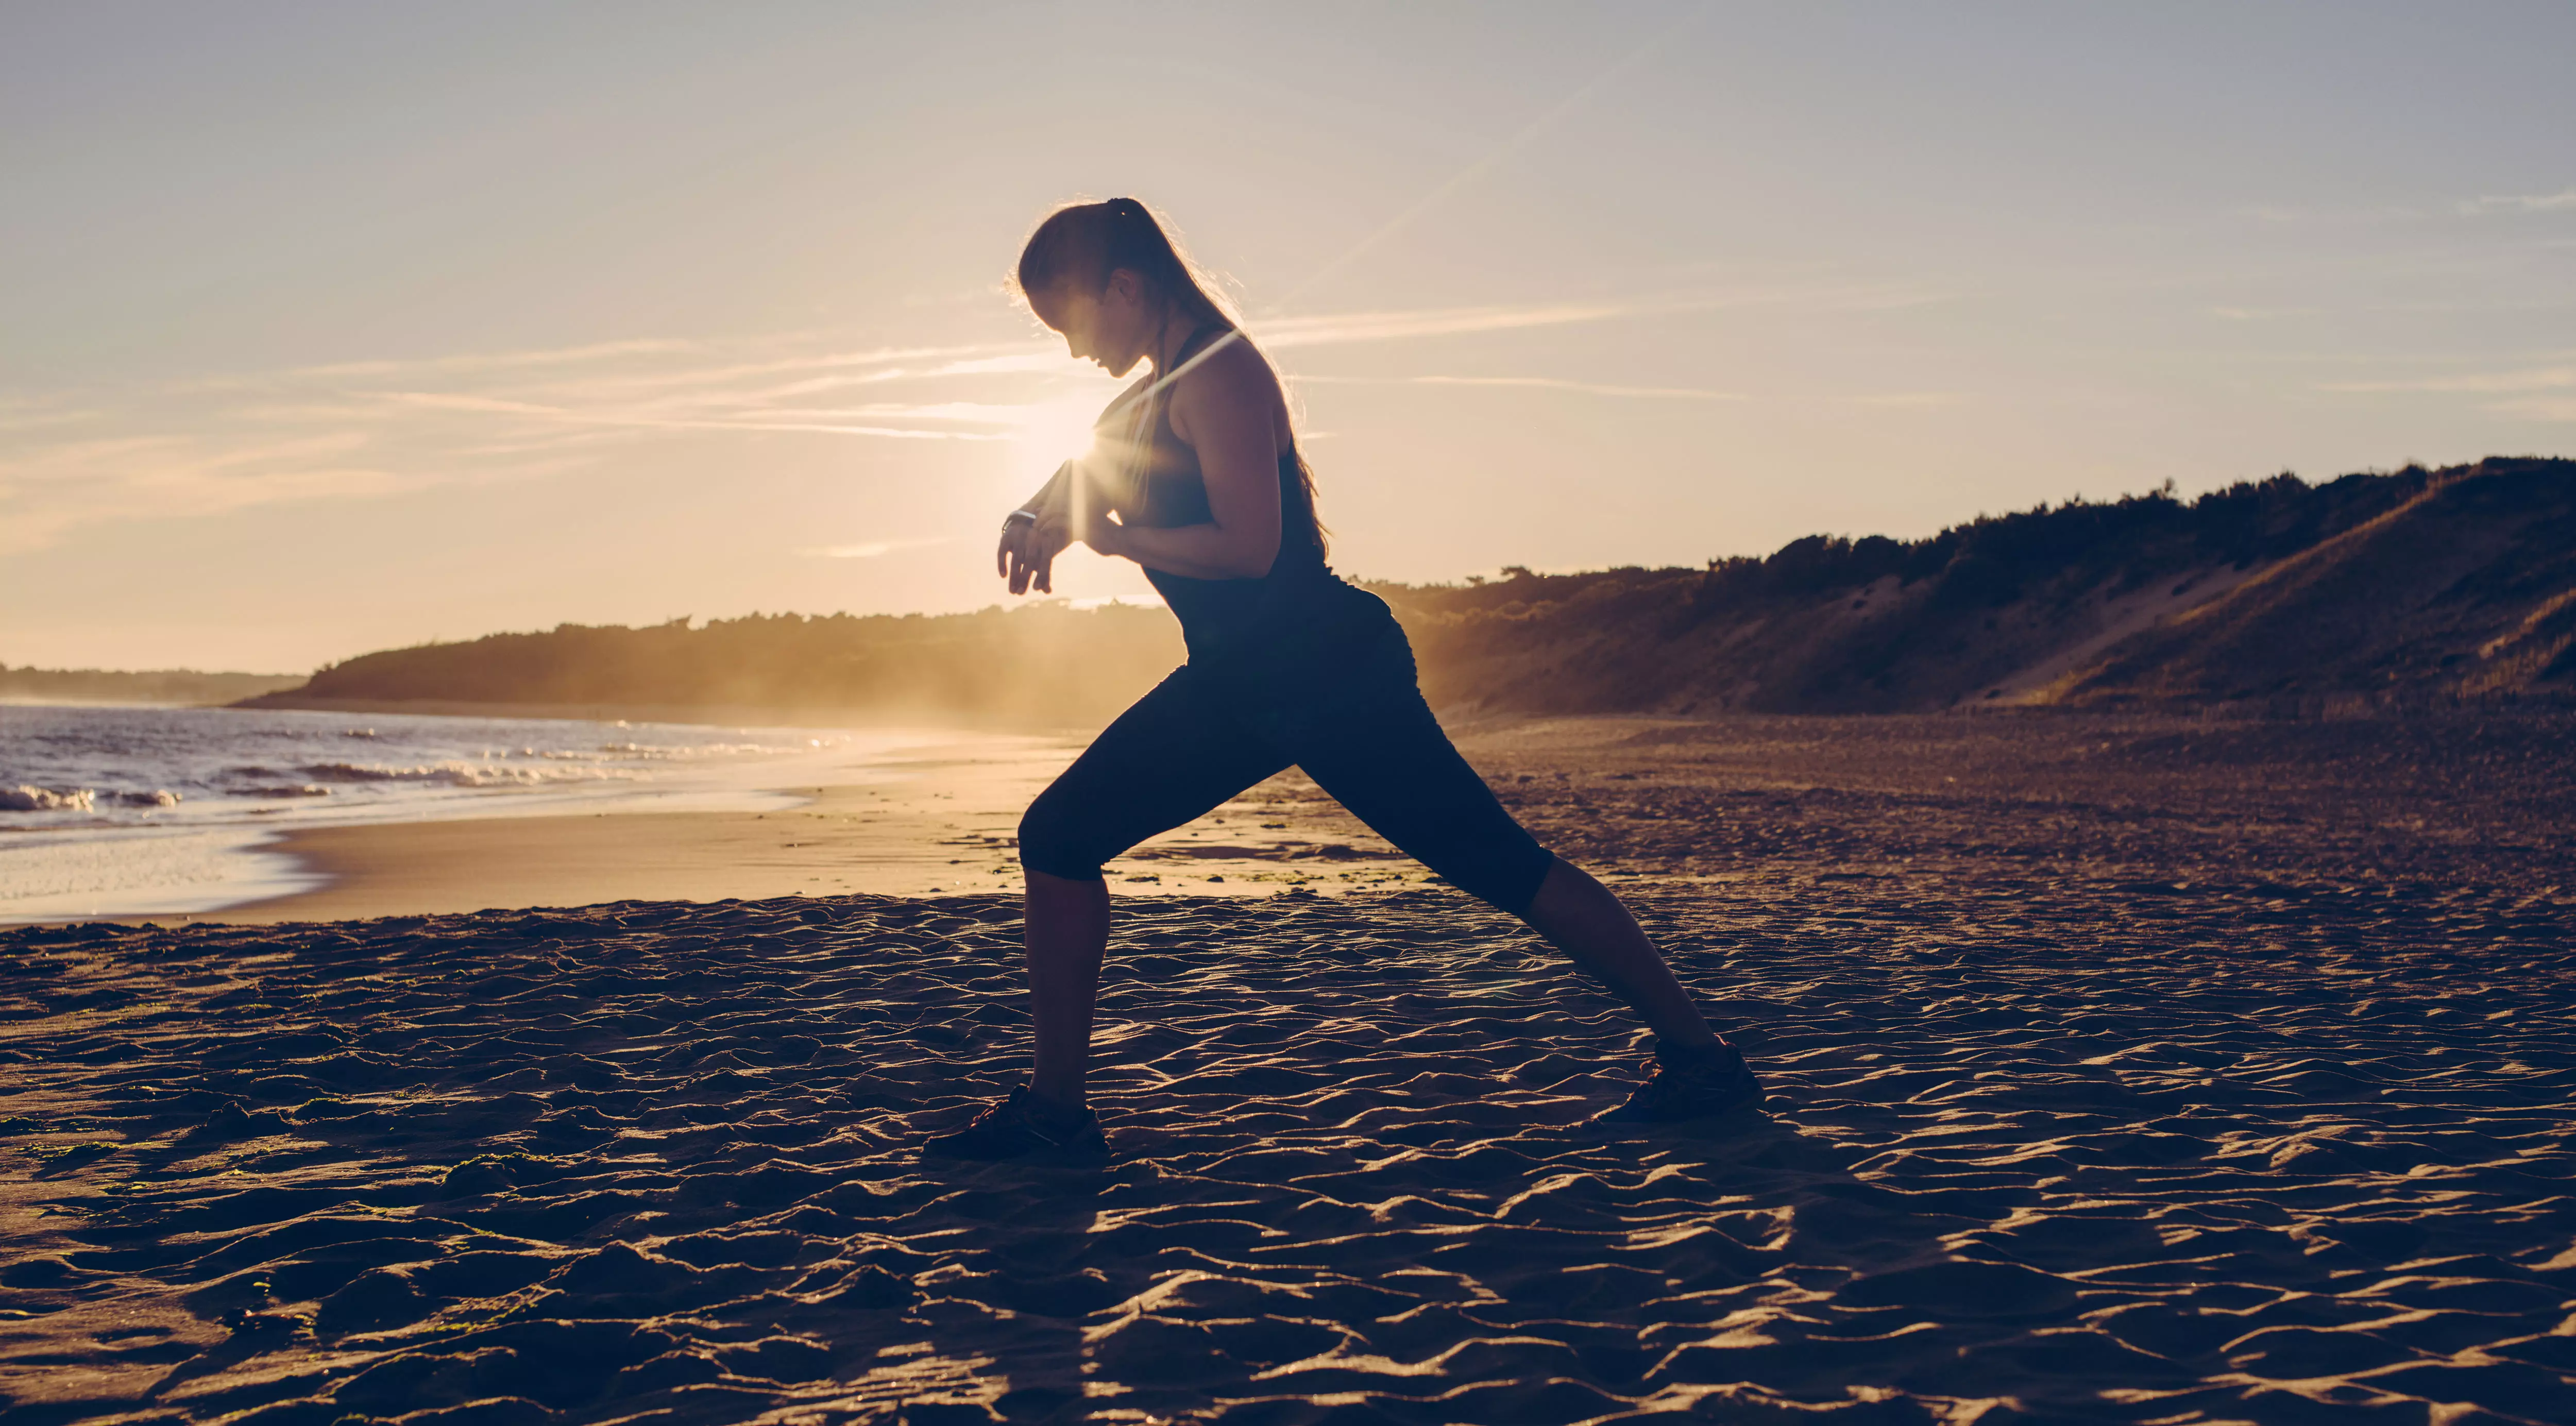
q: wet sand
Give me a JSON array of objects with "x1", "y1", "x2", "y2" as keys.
[
  {"x1": 213, "y1": 733, "x2": 1445, "y2": 925},
  {"x1": 6, "y1": 712, "x2": 2574, "y2": 1424}
]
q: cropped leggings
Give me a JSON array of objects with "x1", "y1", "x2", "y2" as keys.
[{"x1": 1018, "y1": 625, "x2": 1556, "y2": 914}]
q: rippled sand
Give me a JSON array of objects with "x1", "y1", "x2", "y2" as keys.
[{"x1": 6, "y1": 714, "x2": 2574, "y2": 1424}]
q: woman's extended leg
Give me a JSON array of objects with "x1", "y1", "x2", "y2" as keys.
[
  {"x1": 1519, "y1": 857, "x2": 1720, "y2": 1049},
  {"x1": 1292, "y1": 639, "x2": 1762, "y2": 1121}
]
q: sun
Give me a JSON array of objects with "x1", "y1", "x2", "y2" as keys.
[{"x1": 1008, "y1": 391, "x2": 1108, "y2": 482}]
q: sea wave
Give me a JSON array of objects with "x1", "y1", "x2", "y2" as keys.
[
  {"x1": 596, "y1": 741, "x2": 791, "y2": 759},
  {"x1": 297, "y1": 760, "x2": 639, "y2": 788},
  {"x1": 114, "y1": 790, "x2": 183, "y2": 808},
  {"x1": 1, "y1": 785, "x2": 96, "y2": 812}
]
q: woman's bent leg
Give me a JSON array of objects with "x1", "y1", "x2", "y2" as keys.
[
  {"x1": 1025, "y1": 869, "x2": 1111, "y2": 1109},
  {"x1": 1010, "y1": 668, "x2": 1287, "y2": 1111}
]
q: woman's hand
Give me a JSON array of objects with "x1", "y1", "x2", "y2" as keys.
[{"x1": 996, "y1": 512, "x2": 1071, "y2": 595}]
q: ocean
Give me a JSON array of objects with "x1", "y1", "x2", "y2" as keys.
[{"x1": 0, "y1": 704, "x2": 908, "y2": 922}]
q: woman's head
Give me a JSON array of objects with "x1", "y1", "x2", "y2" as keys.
[{"x1": 1015, "y1": 198, "x2": 1236, "y2": 377}]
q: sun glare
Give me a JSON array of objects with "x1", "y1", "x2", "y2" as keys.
[
  {"x1": 999, "y1": 388, "x2": 1113, "y2": 489},
  {"x1": 1008, "y1": 391, "x2": 1108, "y2": 479}
]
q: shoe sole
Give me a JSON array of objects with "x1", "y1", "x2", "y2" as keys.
[
  {"x1": 1589, "y1": 1089, "x2": 1768, "y2": 1128},
  {"x1": 920, "y1": 1134, "x2": 1111, "y2": 1164}
]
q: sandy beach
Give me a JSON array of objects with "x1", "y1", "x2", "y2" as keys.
[
  {"x1": 201, "y1": 722, "x2": 1481, "y2": 926},
  {"x1": 6, "y1": 712, "x2": 2574, "y2": 1424}
]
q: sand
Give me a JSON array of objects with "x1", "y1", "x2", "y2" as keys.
[{"x1": 6, "y1": 712, "x2": 2574, "y2": 1424}]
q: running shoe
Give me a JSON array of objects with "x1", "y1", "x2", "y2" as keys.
[
  {"x1": 1596, "y1": 1040, "x2": 1766, "y2": 1125},
  {"x1": 922, "y1": 1086, "x2": 1108, "y2": 1160}
]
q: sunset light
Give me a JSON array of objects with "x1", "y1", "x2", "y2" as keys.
[
  {"x1": 4, "y1": 10, "x2": 2572, "y2": 1424},
  {"x1": 1003, "y1": 388, "x2": 1112, "y2": 486}
]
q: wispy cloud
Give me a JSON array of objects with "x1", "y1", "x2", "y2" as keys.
[
  {"x1": 288, "y1": 337, "x2": 707, "y2": 380},
  {"x1": 0, "y1": 431, "x2": 406, "y2": 555},
  {"x1": 2318, "y1": 364, "x2": 2576, "y2": 422},
  {"x1": 2, "y1": 280, "x2": 1913, "y2": 552},
  {"x1": 2458, "y1": 188, "x2": 2576, "y2": 216},
  {"x1": 0, "y1": 395, "x2": 105, "y2": 434},
  {"x1": 2492, "y1": 397, "x2": 2576, "y2": 421},
  {"x1": 1298, "y1": 374, "x2": 1746, "y2": 401},
  {"x1": 795, "y1": 536, "x2": 954, "y2": 559},
  {"x1": 1260, "y1": 282, "x2": 1949, "y2": 350},
  {"x1": 2210, "y1": 305, "x2": 2321, "y2": 322},
  {"x1": 2319, "y1": 366, "x2": 2576, "y2": 394}
]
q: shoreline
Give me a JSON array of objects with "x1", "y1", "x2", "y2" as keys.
[
  {"x1": 189, "y1": 738, "x2": 1439, "y2": 925},
  {"x1": 226, "y1": 694, "x2": 1121, "y2": 732},
  {"x1": 39, "y1": 706, "x2": 2576, "y2": 928}
]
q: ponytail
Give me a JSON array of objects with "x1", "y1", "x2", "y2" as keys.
[{"x1": 1014, "y1": 197, "x2": 1239, "y2": 333}]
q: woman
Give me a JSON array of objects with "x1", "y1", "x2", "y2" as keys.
[{"x1": 929, "y1": 197, "x2": 1762, "y2": 1159}]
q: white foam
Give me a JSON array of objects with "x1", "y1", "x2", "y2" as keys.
[
  {"x1": 0, "y1": 707, "x2": 1026, "y2": 921},
  {"x1": 2, "y1": 785, "x2": 95, "y2": 812}
]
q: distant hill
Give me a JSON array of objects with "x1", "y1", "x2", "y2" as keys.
[
  {"x1": 241, "y1": 456, "x2": 2574, "y2": 723},
  {"x1": 238, "y1": 603, "x2": 1187, "y2": 725},
  {"x1": 0, "y1": 665, "x2": 305, "y2": 707},
  {"x1": 1386, "y1": 456, "x2": 2574, "y2": 717}
]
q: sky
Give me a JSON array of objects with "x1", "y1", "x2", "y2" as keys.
[{"x1": 5, "y1": 2, "x2": 2572, "y2": 673}]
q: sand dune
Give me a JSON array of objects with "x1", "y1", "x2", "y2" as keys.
[{"x1": 6, "y1": 712, "x2": 2573, "y2": 1423}]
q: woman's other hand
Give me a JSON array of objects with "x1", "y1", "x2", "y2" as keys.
[{"x1": 1068, "y1": 498, "x2": 1128, "y2": 562}]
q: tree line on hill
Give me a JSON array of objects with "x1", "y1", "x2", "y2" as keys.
[
  {"x1": 240, "y1": 456, "x2": 2575, "y2": 724},
  {"x1": 1, "y1": 665, "x2": 304, "y2": 707}
]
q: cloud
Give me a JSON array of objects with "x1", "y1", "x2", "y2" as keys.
[
  {"x1": 2317, "y1": 365, "x2": 2576, "y2": 422},
  {"x1": 1297, "y1": 374, "x2": 1745, "y2": 401},
  {"x1": 2491, "y1": 396, "x2": 2576, "y2": 421},
  {"x1": 1258, "y1": 282, "x2": 1948, "y2": 351},
  {"x1": 2210, "y1": 305, "x2": 2320, "y2": 322},
  {"x1": 368, "y1": 389, "x2": 1010, "y2": 442},
  {"x1": 288, "y1": 337, "x2": 706, "y2": 380},
  {"x1": 0, "y1": 430, "x2": 406, "y2": 555},
  {"x1": 1, "y1": 279, "x2": 1925, "y2": 552},
  {"x1": 795, "y1": 536, "x2": 954, "y2": 559},
  {"x1": 2319, "y1": 366, "x2": 2576, "y2": 394},
  {"x1": 0, "y1": 396, "x2": 103, "y2": 434},
  {"x1": 2459, "y1": 188, "x2": 2576, "y2": 216}
]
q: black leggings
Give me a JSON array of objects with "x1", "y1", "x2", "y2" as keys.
[{"x1": 1018, "y1": 629, "x2": 1555, "y2": 914}]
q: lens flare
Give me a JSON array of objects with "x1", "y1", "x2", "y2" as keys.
[{"x1": 1008, "y1": 392, "x2": 1105, "y2": 478}]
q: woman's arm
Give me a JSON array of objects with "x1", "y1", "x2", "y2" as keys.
[{"x1": 1079, "y1": 342, "x2": 1283, "y2": 581}]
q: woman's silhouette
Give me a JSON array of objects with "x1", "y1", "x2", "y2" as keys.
[{"x1": 930, "y1": 198, "x2": 1761, "y2": 1158}]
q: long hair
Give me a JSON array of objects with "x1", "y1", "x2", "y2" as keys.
[{"x1": 1014, "y1": 197, "x2": 1325, "y2": 552}]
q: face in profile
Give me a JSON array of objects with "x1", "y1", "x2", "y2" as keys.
[{"x1": 1030, "y1": 270, "x2": 1155, "y2": 378}]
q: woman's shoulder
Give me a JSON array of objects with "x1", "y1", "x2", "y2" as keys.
[{"x1": 1171, "y1": 328, "x2": 1281, "y2": 407}]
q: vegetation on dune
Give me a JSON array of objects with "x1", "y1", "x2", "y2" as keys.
[
  {"x1": 1385, "y1": 456, "x2": 2576, "y2": 715},
  {"x1": 245, "y1": 602, "x2": 1185, "y2": 725},
  {"x1": 0, "y1": 665, "x2": 304, "y2": 707},
  {"x1": 240, "y1": 457, "x2": 2576, "y2": 723}
]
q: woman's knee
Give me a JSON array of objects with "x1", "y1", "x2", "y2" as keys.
[{"x1": 1016, "y1": 790, "x2": 1108, "y2": 882}]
